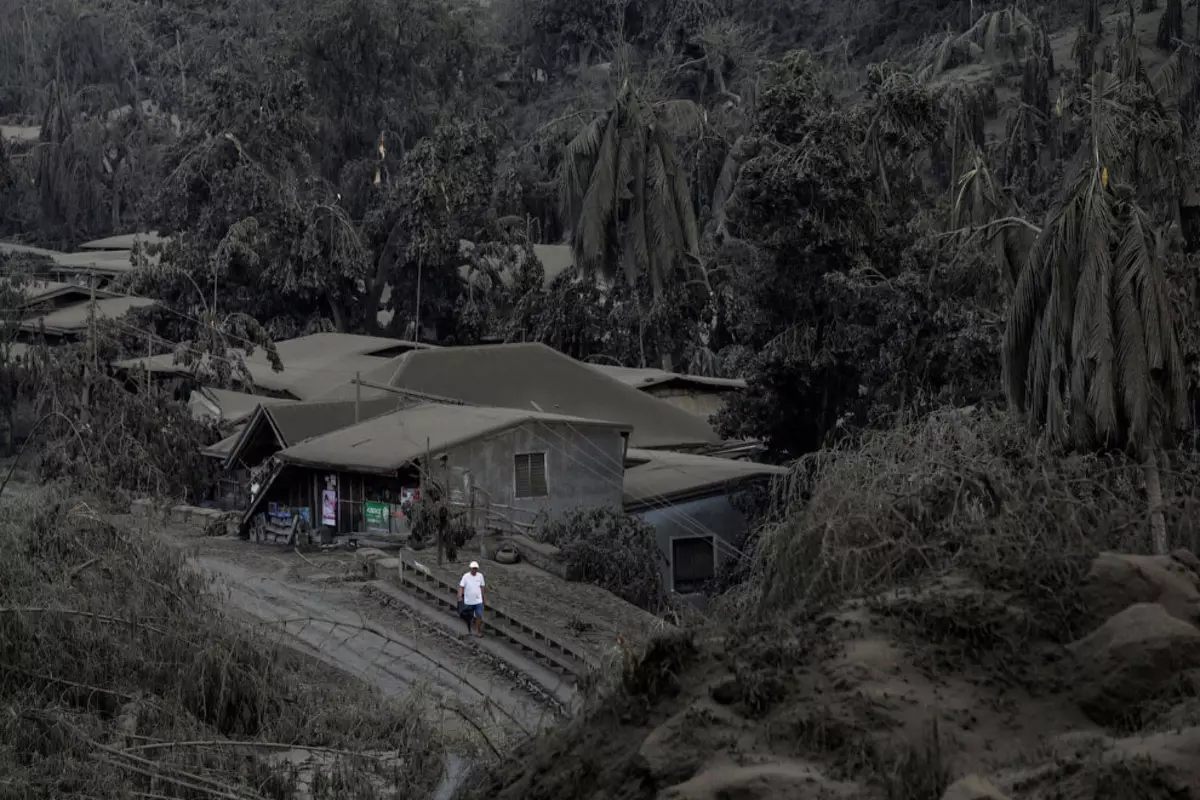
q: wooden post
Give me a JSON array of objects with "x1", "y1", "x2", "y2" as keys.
[
  {"x1": 355, "y1": 371, "x2": 361, "y2": 423},
  {"x1": 146, "y1": 330, "x2": 152, "y2": 393},
  {"x1": 430, "y1": 437, "x2": 442, "y2": 566}
]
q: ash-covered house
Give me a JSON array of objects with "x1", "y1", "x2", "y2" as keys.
[
  {"x1": 188, "y1": 339, "x2": 785, "y2": 598},
  {"x1": 587, "y1": 364, "x2": 746, "y2": 420},
  {"x1": 622, "y1": 448, "x2": 787, "y2": 599},
  {"x1": 240, "y1": 402, "x2": 631, "y2": 537}
]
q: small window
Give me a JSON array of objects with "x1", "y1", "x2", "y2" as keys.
[
  {"x1": 672, "y1": 537, "x2": 715, "y2": 594},
  {"x1": 514, "y1": 452, "x2": 548, "y2": 498}
]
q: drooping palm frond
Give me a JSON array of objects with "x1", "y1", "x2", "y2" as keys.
[
  {"x1": 912, "y1": 6, "x2": 1038, "y2": 81},
  {"x1": 559, "y1": 82, "x2": 702, "y2": 298},
  {"x1": 1003, "y1": 66, "x2": 1188, "y2": 454}
]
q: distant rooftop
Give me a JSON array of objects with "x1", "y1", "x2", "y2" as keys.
[
  {"x1": 588, "y1": 364, "x2": 746, "y2": 392},
  {"x1": 20, "y1": 296, "x2": 156, "y2": 336},
  {"x1": 458, "y1": 241, "x2": 574, "y2": 289},
  {"x1": 115, "y1": 332, "x2": 437, "y2": 401},
  {"x1": 17, "y1": 280, "x2": 118, "y2": 309},
  {"x1": 78, "y1": 232, "x2": 165, "y2": 251},
  {"x1": 318, "y1": 342, "x2": 721, "y2": 449},
  {"x1": 0, "y1": 240, "x2": 147, "y2": 275}
]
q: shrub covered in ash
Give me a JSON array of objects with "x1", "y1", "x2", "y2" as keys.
[
  {"x1": 0, "y1": 486, "x2": 444, "y2": 799},
  {"x1": 745, "y1": 407, "x2": 1200, "y2": 644},
  {"x1": 539, "y1": 506, "x2": 666, "y2": 612}
]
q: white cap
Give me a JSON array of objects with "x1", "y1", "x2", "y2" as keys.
[{"x1": 469, "y1": 561, "x2": 479, "y2": 569}]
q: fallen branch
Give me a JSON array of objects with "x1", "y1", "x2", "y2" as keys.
[
  {"x1": 123, "y1": 739, "x2": 378, "y2": 759},
  {"x1": 0, "y1": 606, "x2": 169, "y2": 636}
]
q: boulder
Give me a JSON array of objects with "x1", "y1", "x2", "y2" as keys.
[
  {"x1": 1106, "y1": 726, "x2": 1200, "y2": 795},
  {"x1": 1068, "y1": 603, "x2": 1200, "y2": 726},
  {"x1": 1080, "y1": 553, "x2": 1200, "y2": 627},
  {"x1": 1173, "y1": 548, "x2": 1200, "y2": 575},
  {"x1": 941, "y1": 776, "x2": 1010, "y2": 800}
]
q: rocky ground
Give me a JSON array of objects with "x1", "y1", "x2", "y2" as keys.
[{"x1": 463, "y1": 548, "x2": 1200, "y2": 800}]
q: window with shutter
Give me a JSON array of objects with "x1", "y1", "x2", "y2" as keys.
[{"x1": 514, "y1": 452, "x2": 548, "y2": 498}]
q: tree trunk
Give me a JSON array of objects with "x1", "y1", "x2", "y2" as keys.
[
  {"x1": 365, "y1": 221, "x2": 404, "y2": 333},
  {"x1": 328, "y1": 295, "x2": 348, "y2": 332},
  {"x1": 1142, "y1": 447, "x2": 1169, "y2": 554}
]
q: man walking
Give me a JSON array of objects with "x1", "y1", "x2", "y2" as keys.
[{"x1": 458, "y1": 560, "x2": 485, "y2": 638}]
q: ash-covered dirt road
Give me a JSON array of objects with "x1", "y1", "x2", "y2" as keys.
[{"x1": 155, "y1": 526, "x2": 560, "y2": 751}]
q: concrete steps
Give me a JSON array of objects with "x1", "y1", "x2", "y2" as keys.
[{"x1": 395, "y1": 560, "x2": 593, "y2": 681}]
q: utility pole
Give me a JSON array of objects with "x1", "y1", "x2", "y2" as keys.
[
  {"x1": 354, "y1": 370, "x2": 361, "y2": 423},
  {"x1": 414, "y1": 258, "x2": 422, "y2": 344}
]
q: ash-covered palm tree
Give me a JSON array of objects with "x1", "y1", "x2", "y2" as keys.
[
  {"x1": 1003, "y1": 69, "x2": 1188, "y2": 554},
  {"x1": 559, "y1": 78, "x2": 703, "y2": 351}
]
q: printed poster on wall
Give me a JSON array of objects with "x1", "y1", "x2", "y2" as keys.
[
  {"x1": 364, "y1": 501, "x2": 389, "y2": 531},
  {"x1": 321, "y1": 490, "x2": 337, "y2": 526}
]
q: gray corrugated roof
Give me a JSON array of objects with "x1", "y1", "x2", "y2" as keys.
[
  {"x1": 78, "y1": 232, "x2": 165, "y2": 250},
  {"x1": 114, "y1": 332, "x2": 435, "y2": 400},
  {"x1": 222, "y1": 395, "x2": 417, "y2": 469},
  {"x1": 622, "y1": 448, "x2": 787, "y2": 509},
  {"x1": 276, "y1": 401, "x2": 631, "y2": 474},
  {"x1": 20, "y1": 296, "x2": 156, "y2": 334},
  {"x1": 317, "y1": 343, "x2": 720, "y2": 449},
  {"x1": 18, "y1": 280, "x2": 118, "y2": 308},
  {"x1": 588, "y1": 364, "x2": 747, "y2": 391},
  {"x1": 189, "y1": 388, "x2": 296, "y2": 425},
  {"x1": 273, "y1": 332, "x2": 436, "y2": 361},
  {"x1": 265, "y1": 395, "x2": 417, "y2": 447},
  {"x1": 201, "y1": 425, "x2": 247, "y2": 458}
]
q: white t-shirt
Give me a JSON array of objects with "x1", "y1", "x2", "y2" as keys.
[{"x1": 460, "y1": 572, "x2": 485, "y2": 605}]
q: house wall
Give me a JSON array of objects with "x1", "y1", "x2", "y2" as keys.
[
  {"x1": 440, "y1": 421, "x2": 625, "y2": 532},
  {"x1": 642, "y1": 386, "x2": 734, "y2": 420},
  {"x1": 633, "y1": 491, "x2": 749, "y2": 600}
]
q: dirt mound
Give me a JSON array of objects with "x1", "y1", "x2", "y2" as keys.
[
  {"x1": 460, "y1": 547, "x2": 1200, "y2": 800},
  {"x1": 460, "y1": 414, "x2": 1200, "y2": 799}
]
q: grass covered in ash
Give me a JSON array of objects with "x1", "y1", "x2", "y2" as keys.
[
  {"x1": 0, "y1": 486, "x2": 443, "y2": 800},
  {"x1": 747, "y1": 407, "x2": 1200, "y2": 642}
]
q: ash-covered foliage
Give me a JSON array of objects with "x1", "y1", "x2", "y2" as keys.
[
  {"x1": 0, "y1": 487, "x2": 443, "y2": 799},
  {"x1": 538, "y1": 506, "x2": 666, "y2": 612},
  {"x1": 745, "y1": 408, "x2": 1200, "y2": 641}
]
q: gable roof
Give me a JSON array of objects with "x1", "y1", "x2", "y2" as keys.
[
  {"x1": 622, "y1": 448, "x2": 788, "y2": 511},
  {"x1": 223, "y1": 395, "x2": 416, "y2": 469},
  {"x1": 17, "y1": 280, "x2": 118, "y2": 309},
  {"x1": 275, "y1": 401, "x2": 631, "y2": 474},
  {"x1": 189, "y1": 387, "x2": 296, "y2": 426},
  {"x1": 114, "y1": 332, "x2": 435, "y2": 400},
  {"x1": 20, "y1": 296, "x2": 156, "y2": 335},
  {"x1": 266, "y1": 396, "x2": 415, "y2": 446},
  {"x1": 317, "y1": 343, "x2": 720, "y2": 449},
  {"x1": 201, "y1": 425, "x2": 248, "y2": 459},
  {"x1": 588, "y1": 364, "x2": 747, "y2": 392}
]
